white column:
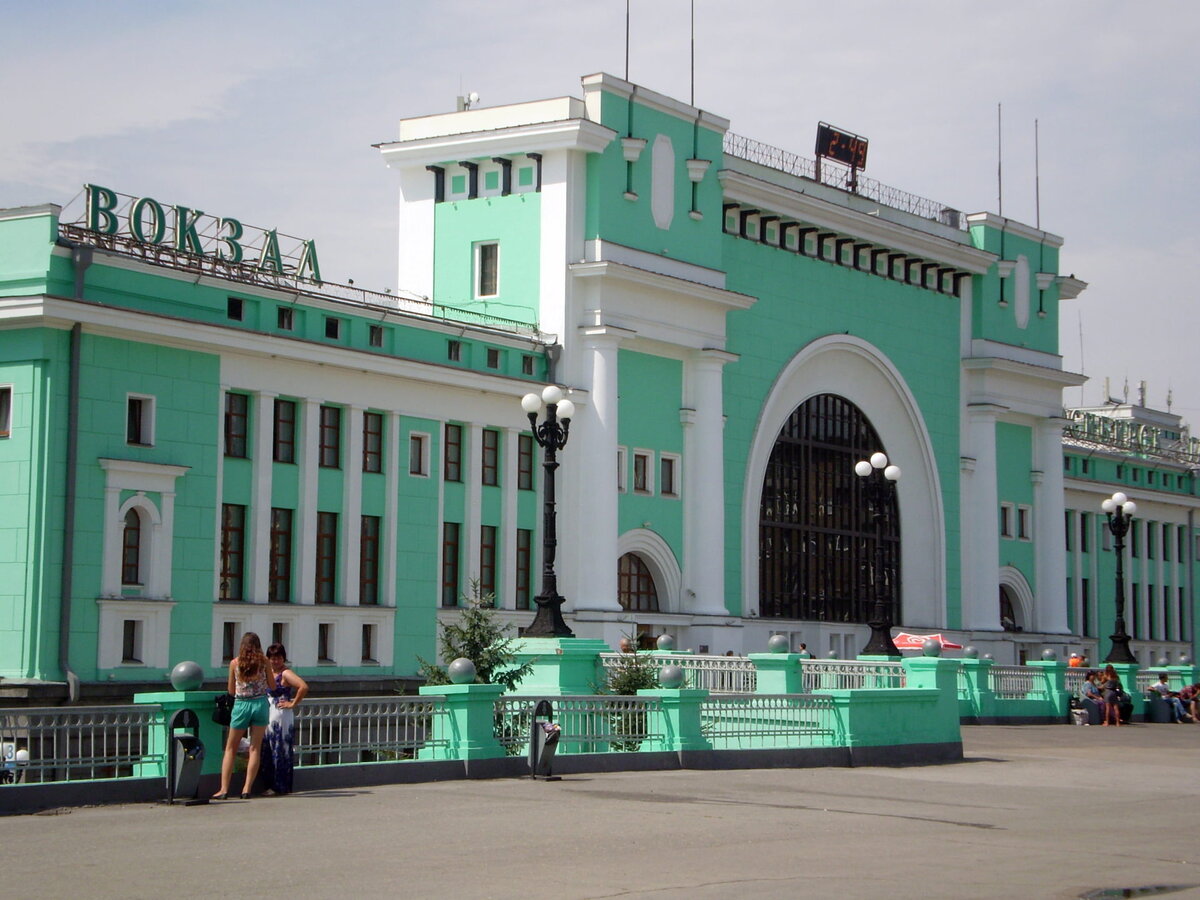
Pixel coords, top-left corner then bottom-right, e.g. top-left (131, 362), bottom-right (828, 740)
top-left (960, 405), bottom-right (1003, 629)
top-left (101, 485), bottom-right (122, 597)
top-left (501, 428), bottom-right (519, 609)
top-left (568, 327), bottom-right (631, 612)
top-left (465, 423), bottom-right (483, 595)
top-left (298, 399), bottom-right (320, 604)
top-left (341, 405), bottom-right (364, 606)
top-left (153, 490), bottom-right (177, 599)
top-left (249, 391), bottom-right (275, 603)
top-left (1033, 416), bottom-right (1069, 633)
top-left (383, 412), bottom-right (401, 607)
top-left (682, 349), bottom-right (736, 615)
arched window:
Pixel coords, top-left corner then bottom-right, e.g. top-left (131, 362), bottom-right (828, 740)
top-left (758, 393), bottom-right (900, 623)
top-left (618, 553), bottom-right (659, 612)
top-left (121, 508), bottom-right (142, 586)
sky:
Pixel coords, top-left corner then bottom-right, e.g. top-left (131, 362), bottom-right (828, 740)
top-left (3, 1), bottom-right (1197, 419)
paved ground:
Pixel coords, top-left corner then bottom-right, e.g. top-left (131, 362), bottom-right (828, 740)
top-left (4, 724), bottom-right (1200, 900)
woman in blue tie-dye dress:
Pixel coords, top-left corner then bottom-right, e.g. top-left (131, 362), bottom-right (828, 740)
top-left (263, 643), bottom-right (308, 795)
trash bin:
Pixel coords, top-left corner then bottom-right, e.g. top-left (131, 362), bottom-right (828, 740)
top-left (166, 709), bottom-right (206, 804)
top-left (528, 699), bottom-right (561, 781)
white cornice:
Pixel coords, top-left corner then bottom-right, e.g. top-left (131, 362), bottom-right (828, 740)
top-left (965, 212), bottom-right (1064, 249)
top-left (581, 73), bottom-right (730, 133)
top-left (1056, 274), bottom-right (1088, 300)
top-left (962, 355), bottom-right (1087, 388)
top-left (719, 170), bottom-right (995, 274)
top-left (585, 239), bottom-right (726, 289)
top-left (378, 119), bottom-right (616, 171)
top-left (569, 260), bottom-right (756, 311)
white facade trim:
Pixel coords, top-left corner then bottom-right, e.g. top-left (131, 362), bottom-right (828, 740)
top-left (618, 528), bottom-right (683, 613)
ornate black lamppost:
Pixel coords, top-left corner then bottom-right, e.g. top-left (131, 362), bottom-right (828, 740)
top-left (1101, 491), bottom-right (1138, 664)
top-left (521, 385), bottom-right (575, 638)
top-left (854, 452), bottom-right (901, 657)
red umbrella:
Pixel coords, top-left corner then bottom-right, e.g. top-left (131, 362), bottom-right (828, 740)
top-left (891, 632), bottom-right (964, 650)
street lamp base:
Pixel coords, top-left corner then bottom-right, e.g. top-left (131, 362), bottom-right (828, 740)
top-left (525, 592), bottom-right (575, 638)
top-left (860, 620), bottom-right (901, 658)
top-left (1103, 631), bottom-right (1138, 665)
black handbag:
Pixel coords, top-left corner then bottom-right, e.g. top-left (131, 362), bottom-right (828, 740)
top-left (212, 693), bottom-right (234, 726)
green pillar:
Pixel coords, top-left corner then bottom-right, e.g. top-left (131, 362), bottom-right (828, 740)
top-left (418, 683), bottom-right (506, 760)
top-left (1025, 660), bottom-right (1070, 718)
top-left (637, 688), bottom-right (712, 752)
top-left (133, 690), bottom-right (228, 776)
top-left (956, 658), bottom-right (995, 721)
top-left (1107, 662), bottom-right (1143, 720)
top-left (748, 652), bottom-right (803, 694)
top-left (513, 637), bottom-right (610, 695)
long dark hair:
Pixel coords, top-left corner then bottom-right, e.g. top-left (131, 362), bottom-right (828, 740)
top-left (236, 632), bottom-right (268, 681)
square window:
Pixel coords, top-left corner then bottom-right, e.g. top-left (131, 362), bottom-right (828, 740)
top-left (0, 385), bottom-right (12, 438)
top-left (409, 432), bottom-right (430, 476)
top-left (369, 324), bottom-right (384, 348)
top-left (484, 170), bottom-right (500, 192)
top-left (277, 306), bottom-right (294, 330)
top-left (126, 394), bottom-right (155, 446)
top-left (451, 174), bottom-right (466, 195)
top-left (475, 243), bottom-right (499, 298)
top-left (324, 317), bottom-right (341, 340)
top-left (522, 355), bottom-right (535, 376)
top-left (486, 348), bottom-right (500, 369)
top-left (448, 340), bottom-right (462, 362)
top-left (517, 166), bottom-right (534, 187)
top-left (227, 297), bottom-right (244, 321)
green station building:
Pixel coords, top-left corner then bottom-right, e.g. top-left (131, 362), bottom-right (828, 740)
top-left (1, 73), bottom-right (1196, 701)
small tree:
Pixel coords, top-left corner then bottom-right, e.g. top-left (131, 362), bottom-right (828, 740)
top-left (417, 581), bottom-right (534, 692)
top-left (600, 635), bottom-right (659, 752)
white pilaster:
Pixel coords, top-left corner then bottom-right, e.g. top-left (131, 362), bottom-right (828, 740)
top-left (682, 349), bottom-right (736, 615)
top-left (465, 423), bottom-right (483, 593)
top-left (298, 399), bottom-right (320, 604)
top-left (395, 166), bottom-right (435, 301)
top-left (249, 391), bottom-right (275, 603)
top-left (342, 405), bottom-right (364, 605)
top-left (383, 412), bottom-right (401, 607)
top-left (501, 428), bottom-right (519, 609)
top-left (961, 405), bottom-right (1003, 629)
top-left (1033, 417), bottom-right (1069, 633)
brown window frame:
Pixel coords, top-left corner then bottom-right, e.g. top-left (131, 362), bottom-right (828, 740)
top-left (269, 508), bottom-right (293, 603)
top-left (444, 423), bottom-right (462, 482)
top-left (224, 392), bottom-right (249, 458)
top-left (219, 503), bottom-right (246, 601)
top-left (315, 511), bottom-right (338, 604)
top-left (362, 411), bottom-right (383, 474)
top-left (273, 399), bottom-right (296, 464)
top-left (121, 508), bottom-right (141, 586)
top-left (480, 524), bottom-right (497, 601)
top-left (442, 522), bottom-right (461, 607)
top-left (517, 434), bottom-right (534, 490)
top-left (482, 428), bottom-right (499, 486)
top-left (319, 405), bottom-right (341, 469)
top-left (516, 527), bottom-right (532, 610)
top-left (360, 515), bottom-right (381, 606)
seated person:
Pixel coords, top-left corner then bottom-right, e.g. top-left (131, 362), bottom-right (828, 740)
top-left (1148, 674), bottom-right (1192, 723)
top-left (1179, 683), bottom-right (1200, 722)
top-left (1077, 671), bottom-right (1105, 724)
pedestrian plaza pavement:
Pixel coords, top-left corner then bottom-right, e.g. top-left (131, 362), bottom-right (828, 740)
top-left (4, 724), bottom-right (1200, 900)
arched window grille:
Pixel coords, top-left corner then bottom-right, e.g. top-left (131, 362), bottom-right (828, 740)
top-left (618, 553), bottom-right (659, 612)
top-left (121, 508), bottom-right (142, 586)
top-left (758, 393), bottom-right (900, 623)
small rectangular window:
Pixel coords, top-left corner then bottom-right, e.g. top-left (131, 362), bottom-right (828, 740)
top-left (1080, 513), bottom-right (1091, 553)
top-left (516, 528), bottom-right (532, 610)
top-left (227, 297), bottom-right (244, 321)
top-left (324, 317), bottom-right (341, 340)
top-left (317, 622), bottom-right (334, 663)
top-left (1162, 523), bottom-right (1171, 561)
top-left (1081, 578), bottom-right (1091, 636)
top-left (1147, 470), bottom-right (1156, 486)
top-left (486, 348), bottom-right (500, 369)
top-left (121, 619), bottom-right (142, 664)
top-left (319, 405), bottom-right (341, 468)
top-left (1064, 510), bottom-right (1073, 552)
top-left (660, 455), bottom-right (679, 497)
top-left (224, 392), bottom-right (249, 458)
top-left (0, 386), bottom-right (12, 438)
top-left (522, 355), bottom-right (535, 376)
top-left (222, 621), bottom-right (239, 663)
top-left (362, 411), bottom-right (383, 473)
top-left (442, 522), bottom-right (461, 607)
top-left (476, 242), bottom-right (499, 298)
top-left (1132, 468), bottom-right (1140, 482)
top-left (315, 512), bottom-right (338, 604)
top-left (482, 428), bottom-right (499, 486)
top-left (1147, 523), bottom-right (1157, 560)
top-left (1017, 505), bottom-right (1031, 540)
top-left (480, 524), bottom-right (497, 601)
top-left (277, 306), bottom-right (294, 330)
top-left (1063, 457), bottom-right (1071, 472)
top-left (1117, 464), bottom-right (1125, 479)
top-left (269, 508), bottom-right (293, 603)
top-left (360, 515), bottom-right (380, 606)
top-left (617, 447), bottom-right (628, 493)
top-left (518, 434), bottom-right (534, 490)
top-left (1131, 525), bottom-right (1140, 558)
top-left (633, 451), bottom-right (652, 494)
top-left (271, 622), bottom-right (288, 648)
top-left (369, 324), bottom-right (384, 348)
top-left (1000, 503), bottom-right (1013, 538)
top-left (444, 423), bottom-right (462, 482)
top-left (361, 623), bottom-right (377, 663)
top-left (409, 432), bottom-right (429, 476)
top-left (219, 503), bottom-right (246, 601)
top-left (273, 399), bottom-right (296, 464)
top-left (126, 394), bottom-right (154, 446)
top-left (1082, 458), bottom-right (1090, 474)
top-left (448, 340), bottom-right (462, 362)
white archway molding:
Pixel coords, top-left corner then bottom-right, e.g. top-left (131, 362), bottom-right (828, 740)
top-left (741, 334), bottom-right (947, 627)
top-left (617, 528), bottom-right (682, 614)
top-left (999, 565), bottom-right (1034, 631)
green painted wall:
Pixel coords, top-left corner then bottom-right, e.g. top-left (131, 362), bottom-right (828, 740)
top-left (720, 235), bottom-right (963, 625)
top-left (969, 222), bottom-right (1060, 355)
top-left (996, 421), bottom-right (1035, 593)
top-left (432, 192), bottom-right (541, 326)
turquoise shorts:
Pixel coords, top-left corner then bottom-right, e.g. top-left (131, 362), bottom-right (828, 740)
top-left (230, 695), bottom-right (269, 729)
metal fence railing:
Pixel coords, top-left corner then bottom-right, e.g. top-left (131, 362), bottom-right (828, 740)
top-left (294, 696), bottom-right (447, 766)
top-left (495, 695), bottom-right (664, 756)
top-left (0, 705), bottom-right (161, 784)
top-left (988, 665), bottom-right (1045, 700)
top-left (800, 660), bottom-right (906, 691)
top-left (1063, 669), bottom-right (1088, 697)
top-left (597, 653), bottom-right (758, 694)
top-left (700, 694), bottom-right (838, 750)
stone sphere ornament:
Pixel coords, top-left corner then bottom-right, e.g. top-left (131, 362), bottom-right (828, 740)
top-left (170, 660), bottom-right (204, 692)
top-left (982, 653), bottom-right (994, 661)
top-left (922, 639), bottom-right (942, 658)
top-left (447, 657), bottom-right (477, 685)
top-left (827, 650), bottom-right (839, 660)
top-left (656, 634), bottom-right (675, 651)
top-left (767, 634), bottom-right (789, 654)
top-left (1042, 648), bottom-right (1058, 661)
top-left (1181, 655), bottom-right (1191, 665)
top-left (963, 646), bottom-right (978, 659)
top-left (659, 664), bottom-right (685, 689)
top-left (1158, 657), bottom-right (1170, 667)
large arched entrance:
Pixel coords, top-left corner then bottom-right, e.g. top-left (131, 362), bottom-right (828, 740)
top-left (759, 393), bottom-right (900, 623)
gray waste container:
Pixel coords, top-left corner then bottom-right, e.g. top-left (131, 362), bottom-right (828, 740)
top-left (166, 709), bottom-right (206, 804)
top-left (528, 699), bottom-right (560, 780)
